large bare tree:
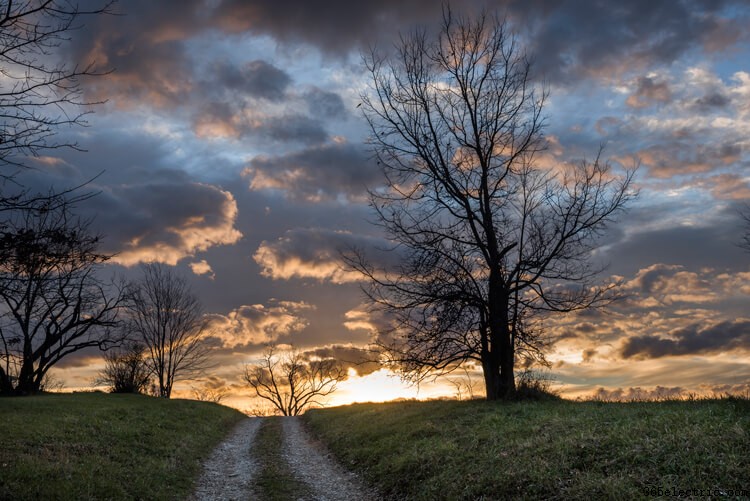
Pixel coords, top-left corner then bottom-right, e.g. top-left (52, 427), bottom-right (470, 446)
top-left (0, 194), bottom-right (122, 394)
top-left (244, 345), bottom-right (345, 416)
top-left (125, 263), bottom-right (210, 398)
top-left (352, 8), bottom-right (635, 399)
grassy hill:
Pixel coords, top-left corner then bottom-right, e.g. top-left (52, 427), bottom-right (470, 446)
top-left (305, 397), bottom-right (750, 500)
top-left (0, 392), bottom-right (246, 500)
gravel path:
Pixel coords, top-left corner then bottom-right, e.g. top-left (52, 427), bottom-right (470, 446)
top-left (280, 416), bottom-right (378, 501)
top-left (190, 418), bottom-right (261, 501)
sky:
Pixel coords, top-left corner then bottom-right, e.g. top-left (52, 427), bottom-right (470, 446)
top-left (13, 0), bottom-right (750, 409)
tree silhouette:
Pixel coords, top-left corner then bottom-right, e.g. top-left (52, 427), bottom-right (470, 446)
top-left (124, 263), bottom-right (211, 398)
top-left (0, 194), bottom-right (122, 394)
top-left (95, 342), bottom-right (152, 394)
top-left (244, 345), bottom-right (345, 416)
top-left (351, 7), bottom-right (635, 399)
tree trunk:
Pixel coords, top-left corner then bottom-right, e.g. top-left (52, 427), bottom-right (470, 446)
top-left (16, 357), bottom-right (39, 394)
top-left (498, 325), bottom-right (516, 397)
top-left (0, 367), bottom-right (15, 395)
top-left (484, 275), bottom-right (516, 400)
top-left (481, 353), bottom-right (502, 400)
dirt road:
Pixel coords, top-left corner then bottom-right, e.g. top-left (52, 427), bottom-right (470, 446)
top-left (191, 416), bottom-right (376, 500)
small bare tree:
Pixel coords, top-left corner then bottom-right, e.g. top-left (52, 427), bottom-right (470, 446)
top-left (95, 342), bottom-right (151, 394)
top-left (124, 263), bottom-right (210, 398)
top-left (191, 384), bottom-right (228, 404)
top-left (244, 345), bottom-right (345, 416)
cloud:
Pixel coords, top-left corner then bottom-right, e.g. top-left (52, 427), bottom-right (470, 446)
top-left (624, 264), bottom-right (717, 305)
top-left (603, 221), bottom-right (747, 276)
top-left (302, 345), bottom-right (382, 376)
top-left (694, 173), bottom-right (750, 201)
top-left (547, 262), bottom-right (750, 371)
top-left (190, 259), bottom-right (215, 278)
top-left (621, 319), bottom-right (750, 359)
top-left (625, 76), bottom-right (672, 108)
top-left (212, 59), bottom-right (291, 101)
top-left (73, 0), bottom-right (204, 108)
top-left (206, 300), bottom-right (315, 348)
top-left (95, 182), bottom-right (242, 266)
top-left (253, 228), bottom-right (393, 283)
top-left (637, 140), bottom-right (743, 178)
top-left (70, 0), bottom-right (750, 116)
top-left (304, 88), bottom-right (349, 119)
top-left (244, 139), bottom-right (379, 202)
top-left (210, 0), bottom-right (447, 54)
top-left (193, 104), bottom-right (328, 144)
top-left (519, 0), bottom-right (749, 83)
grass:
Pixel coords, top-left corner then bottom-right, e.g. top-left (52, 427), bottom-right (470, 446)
top-left (253, 417), bottom-right (312, 500)
top-left (304, 397), bottom-right (750, 500)
top-left (0, 392), bottom-right (246, 500)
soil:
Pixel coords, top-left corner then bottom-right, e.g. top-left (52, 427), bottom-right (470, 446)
top-left (189, 418), bottom-right (261, 501)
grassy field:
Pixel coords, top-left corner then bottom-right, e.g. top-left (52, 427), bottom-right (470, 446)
top-left (305, 397), bottom-right (750, 500)
top-left (0, 392), bottom-right (246, 500)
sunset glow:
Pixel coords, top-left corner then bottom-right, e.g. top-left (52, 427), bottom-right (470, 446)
top-left (10, 0), bottom-right (749, 410)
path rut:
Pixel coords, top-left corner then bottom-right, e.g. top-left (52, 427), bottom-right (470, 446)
top-left (190, 418), bottom-right (261, 501)
top-left (280, 416), bottom-right (377, 501)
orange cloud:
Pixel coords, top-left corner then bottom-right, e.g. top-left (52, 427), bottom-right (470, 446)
top-left (112, 184), bottom-right (242, 266)
top-left (206, 300), bottom-right (315, 348)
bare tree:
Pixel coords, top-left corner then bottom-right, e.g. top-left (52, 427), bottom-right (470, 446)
top-left (351, 8), bottom-right (635, 400)
top-left (0, 193), bottom-right (122, 394)
top-left (95, 342), bottom-right (151, 394)
top-left (125, 263), bottom-right (210, 398)
top-left (0, 0), bottom-right (114, 171)
top-left (244, 345), bottom-right (345, 416)
top-left (191, 384), bottom-right (228, 404)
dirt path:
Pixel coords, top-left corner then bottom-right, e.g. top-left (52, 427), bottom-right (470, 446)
top-left (280, 416), bottom-right (378, 501)
top-left (190, 418), bottom-right (261, 500)
top-left (191, 415), bottom-right (377, 501)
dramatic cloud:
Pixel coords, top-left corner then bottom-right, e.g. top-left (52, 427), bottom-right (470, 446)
top-left (519, 0), bottom-right (749, 83)
top-left (621, 320), bottom-right (750, 359)
top-left (244, 140), bottom-right (379, 201)
top-left (95, 182), bottom-right (242, 266)
top-left (253, 228), bottom-right (396, 283)
top-left (212, 59), bottom-right (292, 101)
top-left (32, 0), bottom-right (750, 402)
top-left (206, 300), bottom-right (315, 348)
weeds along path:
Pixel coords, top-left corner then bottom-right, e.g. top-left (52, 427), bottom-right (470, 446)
top-left (280, 416), bottom-right (378, 501)
top-left (190, 417), bottom-right (261, 500)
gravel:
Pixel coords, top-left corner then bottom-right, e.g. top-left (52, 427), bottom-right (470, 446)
top-left (280, 416), bottom-right (379, 501)
top-left (189, 417), bottom-right (262, 501)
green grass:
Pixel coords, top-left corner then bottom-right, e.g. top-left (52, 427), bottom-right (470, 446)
top-left (304, 397), bottom-right (750, 500)
top-left (0, 392), bottom-right (246, 500)
top-left (253, 417), bottom-right (312, 500)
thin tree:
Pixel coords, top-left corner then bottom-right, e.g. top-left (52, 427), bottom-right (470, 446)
top-left (351, 7), bottom-right (635, 399)
top-left (95, 342), bottom-right (152, 394)
top-left (125, 263), bottom-right (210, 398)
top-left (244, 345), bottom-right (345, 416)
top-left (0, 194), bottom-right (122, 394)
